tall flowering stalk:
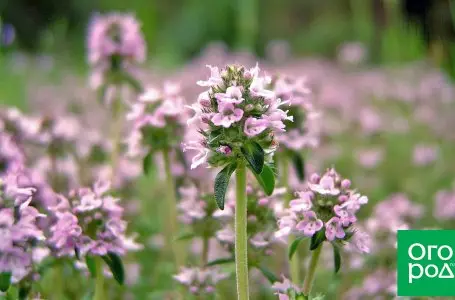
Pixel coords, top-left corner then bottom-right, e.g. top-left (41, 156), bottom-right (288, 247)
top-left (172, 183), bottom-right (230, 298)
top-left (126, 82), bottom-right (187, 267)
top-left (213, 185), bottom-right (286, 284)
top-left (0, 170), bottom-right (45, 299)
top-left (185, 64), bottom-right (291, 299)
top-left (272, 75), bottom-right (319, 284)
top-left (48, 180), bottom-right (141, 300)
top-left (276, 168), bottom-right (369, 298)
top-left (87, 13), bottom-right (146, 181)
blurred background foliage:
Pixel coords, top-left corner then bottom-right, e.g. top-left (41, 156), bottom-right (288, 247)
top-left (0, 0), bottom-right (454, 111)
top-left (0, 0), bottom-right (454, 71)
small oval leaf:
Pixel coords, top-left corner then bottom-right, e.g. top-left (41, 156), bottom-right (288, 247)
top-left (143, 151), bottom-right (153, 175)
top-left (310, 229), bottom-right (326, 251)
top-left (253, 164), bottom-right (275, 196)
top-left (86, 256), bottom-right (97, 278)
top-left (333, 244), bottom-right (342, 274)
top-left (174, 231), bottom-right (196, 242)
top-left (18, 286), bottom-right (31, 300)
top-left (102, 252), bottom-right (125, 285)
top-left (296, 293), bottom-right (309, 300)
top-left (0, 272), bottom-right (11, 292)
top-left (241, 141), bottom-right (264, 174)
top-left (288, 236), bottom-right (308, 260)
top-left (206, 257), bottom-right (235, 267)
top-left (291, 152), bottom-right (305, 181)
top-left (121, 72), bottom-right (144, 94)
top-left (257, 265), bottom-right (280, 284)
top-left (75, 247), bottom-right (81, 260)
top-left (214, 162), bottom-right (237, 210)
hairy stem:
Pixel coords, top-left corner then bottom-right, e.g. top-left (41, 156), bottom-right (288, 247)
top-left (235, 163), bottom-right (249, 300)
top-left (93, 257), bottom-right (105, 300)
top-left (201, 236), bottom-right (209, 266)
top-left (302, 243), bottom-right (323, 296)
top-left (109, 95), bottom-right (124, 182)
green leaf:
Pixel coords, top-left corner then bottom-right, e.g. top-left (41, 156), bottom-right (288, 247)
top-left (174, 231), bottom-right (196, 241)
top-left (206, 257), bottom-right (235, 267)
top-left (143, 151), bottom-right (153, 175)
top-left (102, 252), bottom-right (125, 285)
top-left (257, 265), bottom-right (280, 284)
top-left (241, 141), bottom-right (264, 174)
top-left (252, 164), bottom-right (275, 196)
top-left (121, 72), bottom-right (144, 94)
top-left (214, 162), bottom-right (237, 210)
top-left (81, 290), bottom-right (94, 300)
top-left (289, 236), bottom-right (308, 260)
top-left (97, 83), bottom-right (108, 105)
top-left (291, 151), bottom-right (305, 181)
top-left (86, 256), bottom-right (97, 278)
top-left (74, 247), bottom-right (81, 260)
top-left (295, 293), bottom-right (308, 300)
top-left (18, 286), bottom-right (31, 300)
top-left (310, 229), bottom-right (326, 251)
top-left (0, 272), bottom-right (11, 292)
top-left (332, 244), bottom-right (342, 274)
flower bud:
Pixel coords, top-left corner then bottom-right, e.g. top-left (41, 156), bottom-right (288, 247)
top-left (341, 179), bottom-right (351, 189)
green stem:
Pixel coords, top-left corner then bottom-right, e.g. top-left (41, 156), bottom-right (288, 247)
top-left (281, 157), bottom-right (301, 284)
top-left (201, 236), bottom-right (209, 266)
top-left (162, 150), bottom-right (185, 268)
top-left (109, 96), bottom-right (124, 182)
top-left (235, 163), bottom-right (249, 300)
top-left (93, 257), bottom-right (105, 300)
top-left (302, 244), bottom-right (323, 296)
top-left (52, 264), bottom-right (65, 300)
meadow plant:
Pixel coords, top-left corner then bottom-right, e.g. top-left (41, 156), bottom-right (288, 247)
top-left (3, 9), bottom-right (454, 300)
top-left (126, 82), bottom-right (187, 268)
top-left (0, 169), bottom-right (44, 298)
top-left (271, 75), bottom-right (319, 283)
top-left (185, 63), bottom-right (291, 299)
top-left (276, 168), bottom-right (370, 298)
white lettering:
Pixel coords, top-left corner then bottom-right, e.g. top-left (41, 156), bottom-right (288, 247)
top-left (425, 264), bottom-right (438, 278)
top-left (439, 263), bottom-right (455, 278)
top-left (438, 245), bottom-right (453, 261)
top-left (409, 243), bottom-right (426, 260)
top-left (409, 263), bottom-right (424, 283)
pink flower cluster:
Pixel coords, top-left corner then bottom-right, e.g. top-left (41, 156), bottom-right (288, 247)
top-left (177, 185), bottom-right (212, 224)
top-left (272, 276), bottom-right (303, 300)
top-left (0, 132), bottom-right (26, 177)
top-left (214, 185), bottom-right (286, 255)
top-left (276, 168), bottom-right (369, 246)
top-left (126, 82), bottom-right (187, 156)
top-left (0, 170), bottom-right (45, 283)
top-left (344, 269), bottom-right (396, 300)
top-left (184, 64), bottom-right (292, 169)
top-left (366, 193), bottom-right (423, 251)
top-left (272, 76), bottom-right (320, 151)
top-left (173, 267), bottom-right (228, 296)
top-left (434, 186), bottom-right (455, 220)
top-left (49, 181), bottom-right (141, 257)
top-left (86, 13), bottom-right (146, 88)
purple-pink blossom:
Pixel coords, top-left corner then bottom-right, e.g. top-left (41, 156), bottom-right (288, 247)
top-left (296, 211), bottom-right (323, 237)
top-left (211, 102), bottom-right (244, 128)
top-left (325, 217), bottom-right (346, 241)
